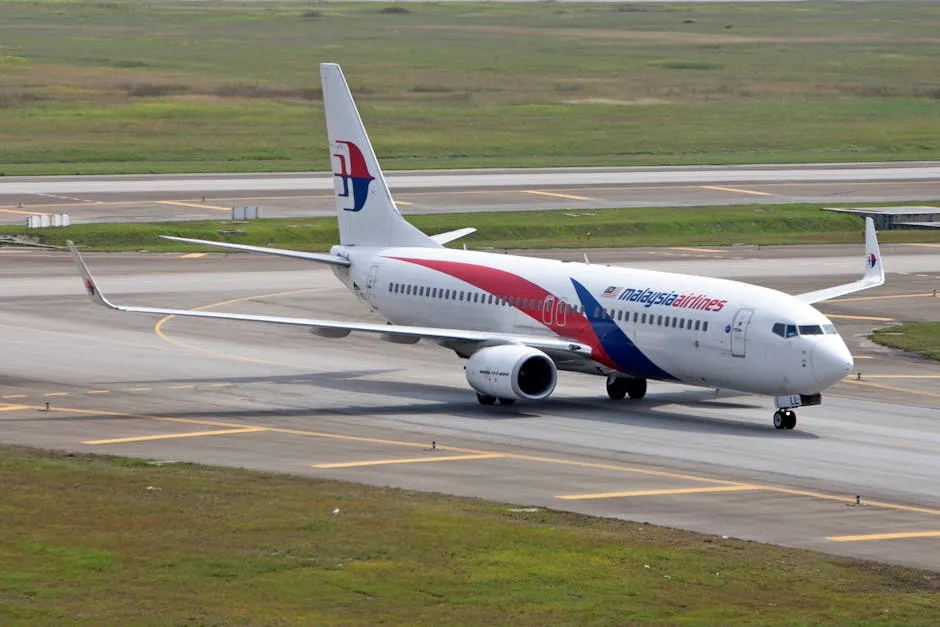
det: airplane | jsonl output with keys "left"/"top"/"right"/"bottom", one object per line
{"left": 68, "top": 62, "right": 885, "bottom": 431}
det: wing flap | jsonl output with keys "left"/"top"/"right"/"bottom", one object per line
{"left": 796, "top": 217, "right": 885, "bottom": 304}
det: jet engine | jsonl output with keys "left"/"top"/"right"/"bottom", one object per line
{"left": 465, "top": 345, "right": 557, "bottom": 401}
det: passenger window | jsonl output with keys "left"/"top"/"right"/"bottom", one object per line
{"left": 786, "top": 324, "right": 797, "bottom": 337}
{"left": 694, "top": 320, "right": 700, "bottom": 331}
{"left": 633, "top": 312, "right": 638, "bottom": 323}
{"left": 679, "top": 319, "right": 684, "bottom": 329}
{"left": 703, "top": 321, "right": 709, "bottom": 332}
{"left": 672, "top": 318, "right": 678, "bottom": 328}
{"left": 657, "top": 315, "right": 663, "bottom": 326}
{"left": 664, "top": 316, "right": 670, "bottom": 327}
{"left": 537, "top": 300, "right": 543, "bottom": 311}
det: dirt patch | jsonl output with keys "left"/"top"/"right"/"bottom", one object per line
{"left": 562, "top": 98, "right": 672, "bottom": 106}
{"left": 414, "top": 25, "right": 940, "bottom": 46}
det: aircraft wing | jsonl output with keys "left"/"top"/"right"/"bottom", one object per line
{"left": 68, "top": 241, "right": 591, "bottom": 356}
{"left": 160, "top": 236, "right": 350, "bottom": 266}
{"left": 795, "top": 217, "right": 885, "bottom": 304}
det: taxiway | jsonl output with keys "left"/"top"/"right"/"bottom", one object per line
{"left": 2, "top": 245, "right": 939, "bottom": 570}
{"left": 3, "top": 162, "right": 940, "bottom": 224}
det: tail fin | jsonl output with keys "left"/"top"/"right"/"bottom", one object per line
{"left": 320, "top": 63, "right": 436, "bottom": 248}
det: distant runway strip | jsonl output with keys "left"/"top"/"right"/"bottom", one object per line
{"left": 2, "top": 162, "right": 940, "bottom": 224}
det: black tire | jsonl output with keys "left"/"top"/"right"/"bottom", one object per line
{"left": 626, "top": 378, "right": 647, "bottom": 400}
{"left": 773, "top": 410, "right": 786, "bottom": 430}
{"left": 784, "top": 410, "right": 797, "bottom": 430}
{"left": 477, "top": 393, "right": 497, "bottom": 406}
{"left": 497, "top": 398, "right": 516, "bottom": 406}
{"left": 606, "top": 376, "right": 628, "bottom": 400}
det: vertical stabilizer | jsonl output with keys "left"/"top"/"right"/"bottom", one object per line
{"left": 320, "top": 63, "right": 436, "bottom": 248}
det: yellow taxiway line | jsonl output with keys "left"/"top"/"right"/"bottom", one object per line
{"left": 827, "top": 292, "right": 938, "bottom": 303}
{"left": 314, "top": 453, "right": 505, "bottom": 469}
{"left": 670, "top": 247, "right": 726, "bottom": 254}
{"left": 842, "top": 379, "right": 940, "bottom": 400}
{"left": 701, "top": 185, "right": 773, "bottom": 197}
{"left": 180, "top": 253, "right": 207, "bottom": 259}
{"left": 556, "top": 485, "right": 763, "bottom": 500}
{"left": 827, "top": 314, "right": 895, "bottom": 322}
{"left": 828, "top": 530, "right": 940, "bottom": 543}
{"left": 523, "top": 190, "right": 592, "bottom": 201}
{"left": 83, "top": 427, "right": 265, "bottom": 445}
{"left": 156, "top": 200, "right": 231, "bottom": 212}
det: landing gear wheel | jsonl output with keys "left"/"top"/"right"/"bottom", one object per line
{"left": 476, "top": 393, "right": 497, "bottom": 406}
{"left": 606, "top": 376, "right": 629, "bottom": 400}
{"left": 497, "top": 398, "right": 516, "bottom": 406}
{"left": 626, "top": 378, "right": 647, "bottom": 400}
{"left": 773, "top": 409, "right": 797, "bottom": 430}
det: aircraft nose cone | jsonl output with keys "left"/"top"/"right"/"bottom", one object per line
{"left": 812, "top": 340, "right": 853, "bottom": 387}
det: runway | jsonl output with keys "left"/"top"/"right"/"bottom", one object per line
{"left": 2, "top": 244, "right": 940, "bottom": 571}
{"left": 3, "top": 162, "right": 940, "bottom": 224}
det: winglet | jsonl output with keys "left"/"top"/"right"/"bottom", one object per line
{"left": 67, "top": 240, "right": 118, "bottom": 310}
{"left": 795, "top": 217, "right": 885, "bottom": 304}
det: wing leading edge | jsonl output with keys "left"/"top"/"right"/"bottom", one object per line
{"left": 67, "top": 241, "right": 592, "bottom": 357}
{"left": 795, "top": 217, "right": 885, "bottom": 304}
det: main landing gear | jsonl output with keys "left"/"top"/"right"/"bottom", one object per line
{"left": 773, "top": 409, "right": 797, "bottom": 430}
{"left": 606, "top": 376, "right": 647, "bottom": 400}
{"left": 476, "top": 393, "right": 515, "bottom": 406}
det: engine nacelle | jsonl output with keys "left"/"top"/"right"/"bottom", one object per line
{"left": 465, "top": 345, "right": 557, "bottom": 401}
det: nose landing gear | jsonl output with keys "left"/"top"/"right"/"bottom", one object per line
{"left": 773, "top": 409, "right": 797, "bottom": 430}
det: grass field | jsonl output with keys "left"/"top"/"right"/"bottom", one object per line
{"left": 1, "top": 445, "right": 938, "bottom": 625}
{"left": 871, "top": 322, "right": 940, "bottom": 362}
{"left": 4, "top": 203, "right": 939, "bottom": 252}
{"left": 1, "top": 1, "right": 940, "bottom": 174}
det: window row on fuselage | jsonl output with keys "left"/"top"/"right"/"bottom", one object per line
{"left": 388, "top": 281, "right": 710, "bottom": 332}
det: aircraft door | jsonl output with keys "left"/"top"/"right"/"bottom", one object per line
{"left": 555, "top": 299, "right": 568, "bottom": 327}
{"left": 542, "top": 295, "right": 555, "bottom": 326}
{"left": 365, "top": 264, "right": 380, "bottom": 308}
{"left": 730, "top": 308, "right": 753, "bottom": 357}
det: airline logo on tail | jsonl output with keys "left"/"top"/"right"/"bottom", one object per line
{"left": 332, "top": 140, "right": 375, "bottom": 212}
{"left": 868, "top": 252, "right": 878, "bottom": 269}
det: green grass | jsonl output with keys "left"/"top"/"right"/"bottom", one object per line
{"left": 871, "top": 322, "right": 940, "bottom": 361}
{"left": 1, "top": 1, "right": 940, "bottom": 174}
{"left": 1, "top": 445, "right": 938, "bottom": 625}
{"left": 4, "top": 203, "right": 940, "bottom": 252}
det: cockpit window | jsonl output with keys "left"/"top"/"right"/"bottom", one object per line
{"left": 822, "top": 324, "right": 837, "bottom": 334}
{"left": 772, "top": 323, "right": 785, "bottom": 337}
{"left": 798, "top": 325, "right": 824, "bottom": 335}
{"left": 786, "top": 324, "right": 798, "bottom": 338}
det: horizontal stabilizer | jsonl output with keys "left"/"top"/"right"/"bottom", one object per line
{"left": 430, "top": 227, "right": 477, "bottom": 245}
{"left": 796, "top": 217, "right": 884, "bottom": 304}
{"left": 159, "top": 236, "right": 350, "bottom": 266}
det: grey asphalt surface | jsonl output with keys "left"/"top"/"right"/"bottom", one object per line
{"left": 2, "top": 245, "right": 939, "bottom": 571}
{"left": 3, "top": 163, "right": 940, "bottom": 224}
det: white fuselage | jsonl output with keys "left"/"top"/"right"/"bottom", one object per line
{"left": 331, "top": 245, "right": 854, "bottom": 397}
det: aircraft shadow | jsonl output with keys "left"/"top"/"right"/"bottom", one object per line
{"left": 81, "top": 371, "right": 820, "bottom": 439}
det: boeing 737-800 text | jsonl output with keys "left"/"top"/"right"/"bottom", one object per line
{"left": 70, "top": 63, "right": 885, "bottom": 430}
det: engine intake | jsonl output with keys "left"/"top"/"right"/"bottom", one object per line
{"left": 466, "top": 345, "right": 557, "bottom": 401}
